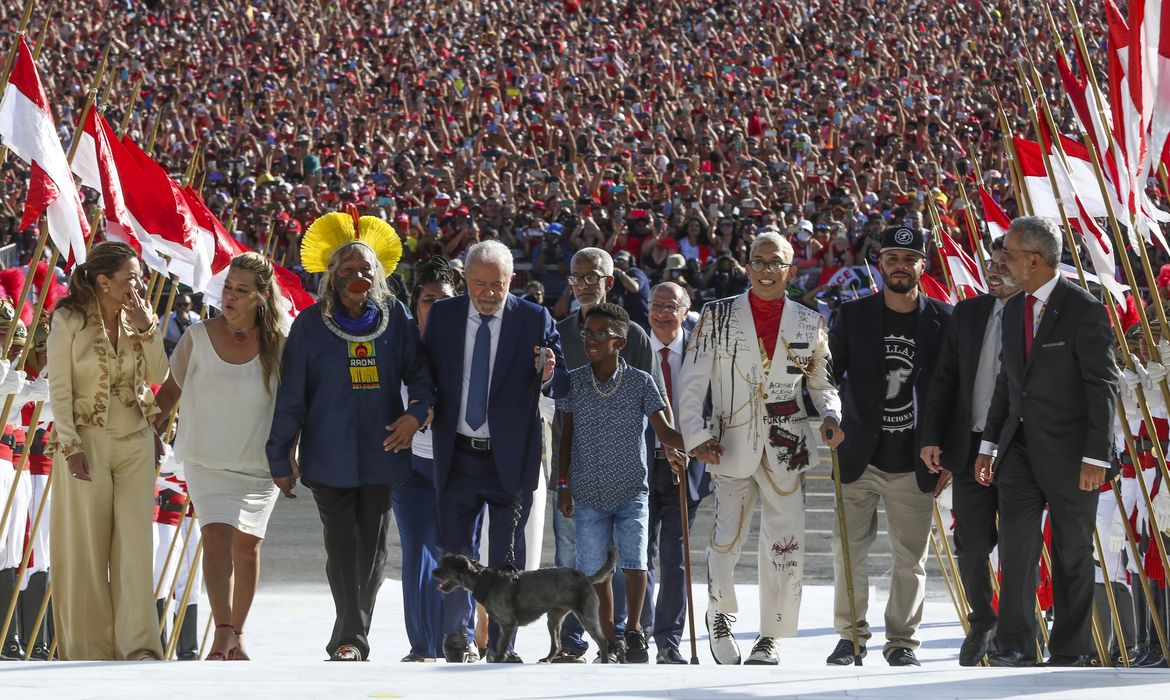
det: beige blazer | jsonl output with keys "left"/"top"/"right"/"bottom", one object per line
{"left": 47, "top": 305, "right": 168, "bottom": 457}
{"left": 678, "top": 292, "right": 841, "bottom": 480}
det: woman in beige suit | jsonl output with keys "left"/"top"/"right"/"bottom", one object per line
{"left": 47, "top": 242, "right": 168, "bottom": 660}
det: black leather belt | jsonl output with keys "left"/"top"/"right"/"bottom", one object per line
{"left": 455, "top": 434, "right": 492, "bottom": 451}
{"left": 0, "top": 434, "right": 14, "bottom": 448}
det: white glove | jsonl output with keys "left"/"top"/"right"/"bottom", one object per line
{"left": 1121, "top": 368, "right": 1141, "bottom": 413}
{"left": 1107, "top": 516, "right": 1128, "bottom": 552}
{"left": 1123, "top": 365, "right": 1141, "bottom": 392}
{"left": 1144, "top": 361, "right": 1168, "bottom": 391}
{"left": 1153, "top": 487, "right": 1170, "bottom": 536}
{"left": 159, "top": 443, "right": 184, "bottom": 481}
{"left": 35, "top": 401, "right": 53, "bottom": 425}
{"left": 0, "top": 359, "right": 10, "bottom": 387}
{"left": 1158, "top": 338, "right": 1170, "bottom": 368}
{"left": 0, "top": 369, "right": 26, "bottom": 397}
{"left": 17, "top": 376, "right": 49, "bottom": 403}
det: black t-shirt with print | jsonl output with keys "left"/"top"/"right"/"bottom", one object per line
{"left": 871, "top": 306, "right": 918, "bottom": 473}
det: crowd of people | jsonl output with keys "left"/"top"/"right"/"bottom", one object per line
{"left": 0, "top": 0, "right": 1169, "bottom": 673}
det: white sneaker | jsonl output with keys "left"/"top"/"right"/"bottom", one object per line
{"left": 744, "top": 636, "right": 779, "bottom": 665}
{"left": 706, "top": 609, "right": 741, "bottom": 665}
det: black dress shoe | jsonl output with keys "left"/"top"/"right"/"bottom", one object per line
{"left": 885, "top": 647, "right": 920, "bottom": 667}
{"left": 1046, "top": 654, "right": 1092, "bottom": 667}
{"left": 987, "top": 650, "right": 1038, "bottom": 667}
{"left": 826, "top": 638, "right": 866, "bottom": 666}
{"left": 656, "top": 647, "right": 688, "bottom": 665}
{"left": 959, "top": 626, "right": 995, "bottom": 667}
{"left": 442, "top": 633, "right": 479, "bottom": 663}
{"left": 1133, "top": 648, "right": 1168, "bottom": 668}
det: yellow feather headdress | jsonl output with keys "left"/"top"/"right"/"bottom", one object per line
{"left": 301, "top": 206, "right": 403, "bottom": 275}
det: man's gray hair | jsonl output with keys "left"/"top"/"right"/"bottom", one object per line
{"left": 750, "top": 231, "right": 795, "bottom": 264}
{"left": 1009, "top": 216, "right": 1062, "bottom": 268}
{"left": 466, "top": 239, "right": 514, "bottom": 273}
{"left": 571, "top": 247, "right": 614, "bottom": 275}
{"left": 651, "top": 281, "right": 691, "bottom": 310}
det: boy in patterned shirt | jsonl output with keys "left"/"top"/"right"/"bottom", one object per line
{"left": 556, "top": 303, "right": 687, "bottom": 663}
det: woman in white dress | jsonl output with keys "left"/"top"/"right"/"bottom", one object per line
{"left": 155, "top": 252, "right": 286, "bottom": 660}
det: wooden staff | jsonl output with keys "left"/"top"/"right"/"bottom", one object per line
{"left": 164, "top": 538, "right": 203, "bottom": 660}
{"left": 0, "top": 420, "right": 48, "bottom": 643}
{"left": 1109, "top": 468, "right": 1170, "bottom": 662}
{"left": 928, "top": 525, "right": 966, "bottom": 630}
{"left": 829, "top": 446, "right": 862, "bottom": 665}
{"left": 153, "top": 497, "right": 193, "bottom": 601}
{"left": 1093, "top": 524, "right": 1130, "bottom": 666}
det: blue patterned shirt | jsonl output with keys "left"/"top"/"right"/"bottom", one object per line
{"left": 557, "top": 361, "right": 665, "bottom": 509}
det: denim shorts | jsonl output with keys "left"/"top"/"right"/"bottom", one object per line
{"left": 573, "top": 497, "right": 649, "bottom": 575}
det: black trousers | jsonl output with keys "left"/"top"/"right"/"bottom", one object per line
{"left": 953, "top": 432, "right": 999, "bottom": 629}
{"left": 309, "top": 482, "right": 394, "bottom": 659}
{"left": 996, "top": 432, "right": 1098, "bottom": 656}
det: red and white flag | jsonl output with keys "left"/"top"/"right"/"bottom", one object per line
{"left": 117, "top": 136, "right": 213, "bottom": 291}
{"left": 937, "top": 229, "right": 987, "bottom": 296}
{"left": 978, "top": 187, "right": 1011, "bottom": 241}
{"left": 0, "top": 36, "right": 89, "bottom": 265}
{"left": 1013, "top": 137, "right": 1109, "bottom": 219}
{"left": 919, "top": 273, "right": 956, "bottom": 304}
{"left": 71, "top": 110, "right": 167, "bottom": 274}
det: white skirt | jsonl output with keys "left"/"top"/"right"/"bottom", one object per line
{"left": 184, "top": 462, "right": 279, "bottom": 539}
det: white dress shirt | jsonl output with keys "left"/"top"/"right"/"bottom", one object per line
{"left": 971, "top": 300, "right": 1005, "bottom": 433}
{"left": 978, "top": 273, "right": 1108, "bottom": 468}
{"left": 650, "top": 330, "right": 684, "bottom": 450}
{"left": 457, "top": 301, "right": 505, "bottom": 439}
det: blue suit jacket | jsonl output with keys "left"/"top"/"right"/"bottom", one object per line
{"left": 424, "top": 294, "right": 570, "bottom": 495}
{"left": 828, "top": 292, "right": 953, "bottom": 492}
{"left": 267, "top": 300, "right": 435, "bottom": 488}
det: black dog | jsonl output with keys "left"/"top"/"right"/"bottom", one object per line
{"left": 432, "top": 547, "right": 617, "bottom": 663}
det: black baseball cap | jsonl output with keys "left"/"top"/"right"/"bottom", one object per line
{"left": 879, "top": 225, "right": 926, "bottom": 257}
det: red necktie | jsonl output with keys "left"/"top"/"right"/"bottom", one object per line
{"left": 659, "top": 347, "right": 673, "bottom": 408}
{"left": 1024, "top": 294, "right": 1037, "bottom": 356}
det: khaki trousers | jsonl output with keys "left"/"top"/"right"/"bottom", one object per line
{"left": 831, "top": 465, "right": 933, "bottom": 654}
{"left": 707, "top": 459, "right": 804, "bottom": 638}
{"left": 50, "top": 425, "right": 163, "bottom": 660}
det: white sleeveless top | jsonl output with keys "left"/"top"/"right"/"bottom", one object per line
{"left": 170, "top": 322, "right": 279, "bottom": 475}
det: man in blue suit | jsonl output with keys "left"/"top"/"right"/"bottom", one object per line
{"left": 642, "top": 282, "right": 711, "bottom": 664}
{"left": 424, "top": 240, "right": 570, "bottom": 663}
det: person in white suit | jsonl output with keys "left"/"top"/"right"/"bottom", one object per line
{"left": 679, "top": 231, "right": 843, "bottom": 665}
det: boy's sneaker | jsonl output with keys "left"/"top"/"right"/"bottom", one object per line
{"left": 592, "top": 638, "right": 625, "bottom": 664}
{"left": 624, "top": 629, "right": 649, "bottom": 664}
{"left": 744, "top": 637, "right": 779, "bottom": 665}
{"left": 706, "top": 609, "right": 741, "bottom": 665}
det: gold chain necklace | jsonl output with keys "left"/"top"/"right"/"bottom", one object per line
{"left": 591, "top": 360, "right": 625, "bottom": 397}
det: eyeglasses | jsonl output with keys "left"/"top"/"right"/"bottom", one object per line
{"left": 566, "top": 272, "right": 611, "bottom": 286}
{"left": 649, "top": 302, "right": 684, "bottom": 314}
{"left": 748, "top": 259, "right": 792, "bottom": 273}
{"left": 583, "top": 330, "right": 622, "bottom": 342}
{"left": 1000, "top": 246, "right": 1040, "bottom": 261}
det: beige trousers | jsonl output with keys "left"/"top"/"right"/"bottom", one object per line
{"left": 707, "top": 459, "right": 805, "bottom": 638}
{"left": 50, "top": 425, "right": 163, "bottom": 660}
{"left": 831, "top": 465, "right": 934, "bottom": 654}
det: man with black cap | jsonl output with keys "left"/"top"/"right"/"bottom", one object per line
{"left": 826, "top": 225, "right": 953, "bottom": 667}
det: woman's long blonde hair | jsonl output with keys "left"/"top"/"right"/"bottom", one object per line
{"left": 229, "top": 252, "right": 285, "bottom": 394}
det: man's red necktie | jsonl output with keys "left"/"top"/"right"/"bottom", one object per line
{"left": 659, "top": 347, "right": 673, "bottom": 407}
{"left": 1024, "top": 294, "right": 1037, "bottom": 356}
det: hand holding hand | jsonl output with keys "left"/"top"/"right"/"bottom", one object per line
{"left": 690, "top": 437, "right": 724, "bottom": 465}
{"left": 557, "top": 488, "right": 573, "bottom": 518}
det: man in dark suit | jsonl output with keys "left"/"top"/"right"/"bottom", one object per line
{"left": 641, "top": 281, "right": 711, "bottom": 664}
{"left": 827, "top": 225, "right": 953, "bottom": 667}
{"left": 920, "top": 238, "right": 1020, "bottom": 665}
{"left": 974, "top": 216, "right": 1119, "bottom": 667}
{"left": 424, "top": 240, "right": 570, "bottom": 663}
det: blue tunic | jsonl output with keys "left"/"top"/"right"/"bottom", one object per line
{"left": 267, "top": 300, "right": 436, "bottom": 488}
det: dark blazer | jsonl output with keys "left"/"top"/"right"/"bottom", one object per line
{"left": 424, "top": 293, "right": 570, "bottom": 495}
{"left": 983, "top": 276, "right": 1118, "bottom": 473}
{"left": 828, "top": 291, "right": 953, "bottom": 491}
{"left": 267, "top": 301, "right": 435, "bottom": 488}
{"left": 921, "top": 294, "right": 1000, "bottom": 474}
